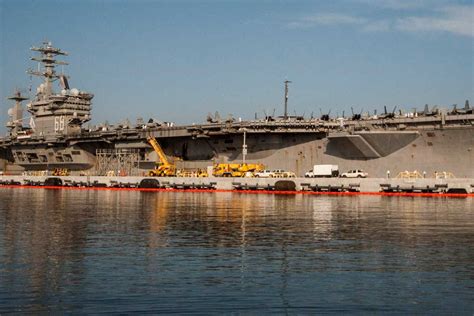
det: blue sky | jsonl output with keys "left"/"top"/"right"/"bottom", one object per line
{"left": 1, "top": 0, "right": 472, "bottom": 132}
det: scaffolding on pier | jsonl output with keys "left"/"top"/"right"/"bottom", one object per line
{"left": 95, "top": 149, "right": 141, "bottom": 176}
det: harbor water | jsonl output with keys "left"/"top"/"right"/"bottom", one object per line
{"left": 0, "top": 188, "right": 473, "bottom": 313}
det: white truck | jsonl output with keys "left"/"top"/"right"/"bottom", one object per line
{"left": 305, "top": 164, "right": 339, "bottom": 178}
{"left": 340, "top": 169, "right": 368, "bottom": 178}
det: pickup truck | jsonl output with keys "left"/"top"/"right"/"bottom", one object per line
{"left": 340, "top": 169, "right": 368, "bottom": 178}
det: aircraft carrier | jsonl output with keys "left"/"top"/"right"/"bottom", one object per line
{"left": 1, "top": 42, "right": 473, "bottom": 178}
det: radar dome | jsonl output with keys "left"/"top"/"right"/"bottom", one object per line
{"left": 61, "top": 89, "right": 67, "bottom": 95}
{"left": 71, "top": 88, "right": 79, "bottom": 96}
{"left": 7, "top": 108, "right": 13, "bottom": 116}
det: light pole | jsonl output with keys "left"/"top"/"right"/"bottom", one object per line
{"left": 284, "top": 80, "right": 291, "bottom": 119}
{"left": 242, "top": 129, "right": 247, "bottom": 163}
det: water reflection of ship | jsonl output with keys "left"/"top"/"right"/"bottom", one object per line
{"left": 2, "top": 190, "right": 473, "bottom": 312}
{"left": 1, "top": 189, "right": 90, "bottom": 307}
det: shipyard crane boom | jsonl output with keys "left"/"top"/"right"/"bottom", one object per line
{"left": 147, "top": 136, "right": 171, "bottom": 166}
{"left": 147, "top": 136, "right": 176, "bottom": 176}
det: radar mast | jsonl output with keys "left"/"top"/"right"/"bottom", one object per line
{"left": 6, "top": 90, "right": 28, "bottom": 135}
{"left": 27, "top": 41, "right": 68, "bottom": 98}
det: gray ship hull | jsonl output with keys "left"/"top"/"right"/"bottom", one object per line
{"left": 2, "top": 119, "right": 473, "bottom": 178}
{"left": 172, "top": 126, "right": 473, "bottom": 178}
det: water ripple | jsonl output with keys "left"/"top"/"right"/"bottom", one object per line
{"left": 0, "top": 189, "right": 473, "bottom": 313}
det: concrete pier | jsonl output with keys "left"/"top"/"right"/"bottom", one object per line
{"left": 0, "top": 175, "right": 473, "bottom": 195}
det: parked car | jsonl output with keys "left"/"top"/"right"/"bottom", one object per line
{"left": 254, "top": 169, "right": 274, "bottom": 178}
{"left": 340, "top": 169, "right": 368, "bottom": 178}
{"left": 254, "top": 169, "right": 296, "bottom": 178}
{"left": 272, "top": 169, "right": 296, "bottom": 178}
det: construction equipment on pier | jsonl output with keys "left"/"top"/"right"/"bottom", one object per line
{"left": 147, "top": 136, "right": 176, "bottom": 177}
{"left": 176, "top": 169, "right": 208, "bottom": 177}
{"left": 213, "top": 163, "right": 265, "bottom": 177}
{"left": 52, "top": 168, "right": 70, "bottom": 176}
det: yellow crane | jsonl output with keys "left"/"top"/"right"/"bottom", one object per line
{"left": 212, "top": 163, "right": 264, "bottom": 177}
{"left": 147, "top": 136, "right": 176, "bottom": 177}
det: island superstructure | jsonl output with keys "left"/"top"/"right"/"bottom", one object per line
{"left": 1, "top": 42, "right": 473, "bottom": 178}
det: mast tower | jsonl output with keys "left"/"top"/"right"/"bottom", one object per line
{"left": 6, "top": 90, "right": 28, "bottom": 135}
{"left": 27, "top": 41, "right": 69, "bottom": 98}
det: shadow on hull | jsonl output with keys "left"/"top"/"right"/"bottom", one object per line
{"left": 327, "top": 131, "right": 419, "bottom": 159}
